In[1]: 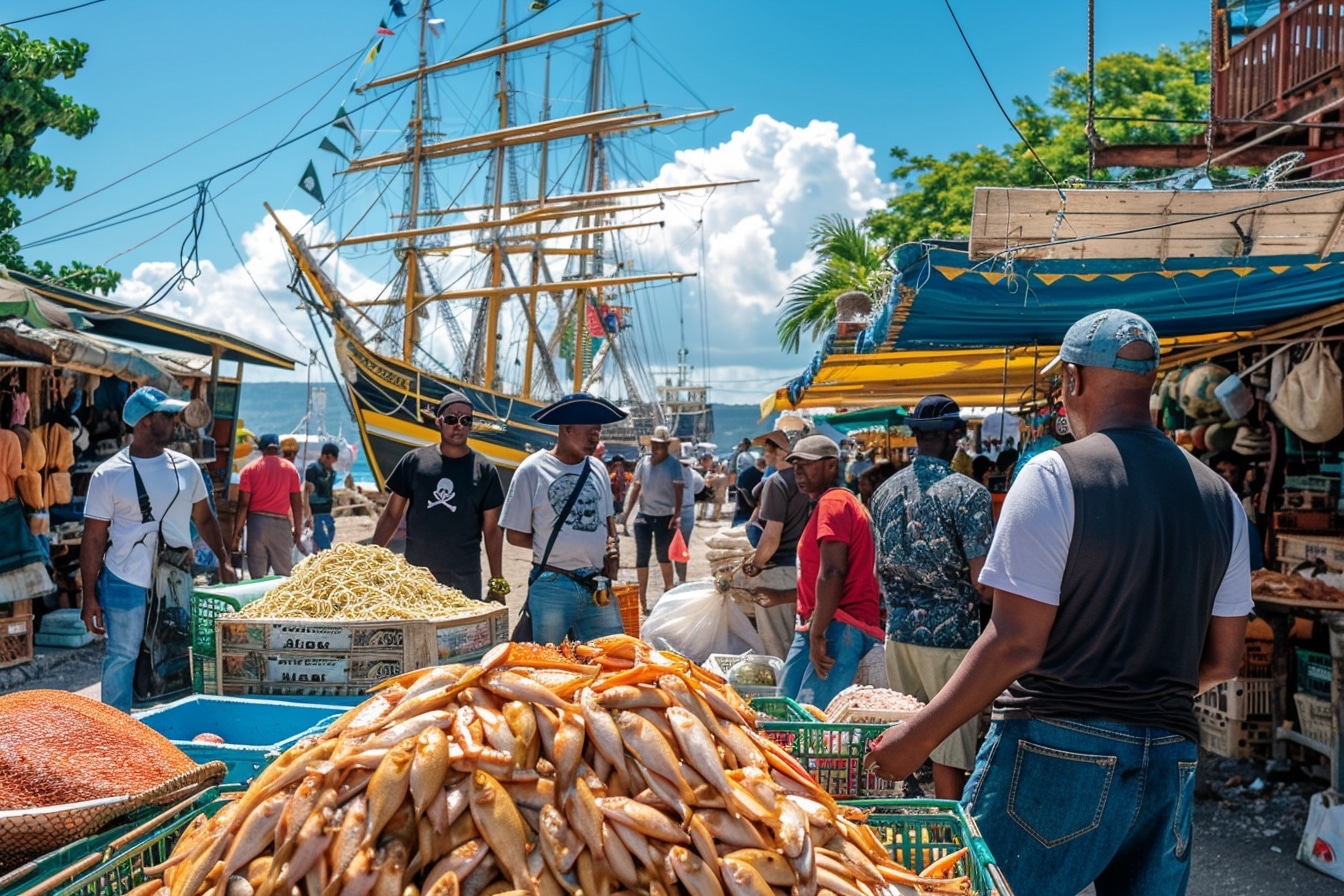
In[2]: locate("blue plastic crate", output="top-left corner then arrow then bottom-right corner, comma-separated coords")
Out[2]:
133,695 -> 348,784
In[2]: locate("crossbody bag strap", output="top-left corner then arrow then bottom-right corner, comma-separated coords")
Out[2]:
127,451 -> 183,534
538,459 -> 592,570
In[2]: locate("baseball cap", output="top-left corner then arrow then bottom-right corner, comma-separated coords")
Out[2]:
122,387 -> 189,427
786,435 -> 840,463
905,394 -> 964,431
752,429 -> 791,452
436,391 -> 473,415
1042,309 -> 1160,375
258,433 -> 280,450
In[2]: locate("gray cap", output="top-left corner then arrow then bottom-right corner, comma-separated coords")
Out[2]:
785,435 -> 840,463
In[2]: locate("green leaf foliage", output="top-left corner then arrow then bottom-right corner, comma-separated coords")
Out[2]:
0,27 -> 120,295
867,40 -> 1212,246
776,214 -> 891,354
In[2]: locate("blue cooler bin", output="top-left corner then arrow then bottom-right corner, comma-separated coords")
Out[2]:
134,695 -> 350,784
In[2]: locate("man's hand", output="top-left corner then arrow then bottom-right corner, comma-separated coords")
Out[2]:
753,587 -> 794,608
668,514 -> 680,530
486,587 -> 507,604
218,562 -> 238,585
809,634 -> 834,679
81,597 -> 104,635
866,720 -> 938,782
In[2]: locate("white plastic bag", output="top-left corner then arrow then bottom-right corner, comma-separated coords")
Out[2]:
1299,789 -> 1344,881
640,581 -> 764,663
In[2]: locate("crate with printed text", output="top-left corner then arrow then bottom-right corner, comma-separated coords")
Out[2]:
1276,533 -> 1344,572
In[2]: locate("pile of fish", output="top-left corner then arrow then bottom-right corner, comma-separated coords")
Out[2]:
146,636 -> 972,896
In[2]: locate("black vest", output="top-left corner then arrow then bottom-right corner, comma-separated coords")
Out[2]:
996,427 -> 1235,741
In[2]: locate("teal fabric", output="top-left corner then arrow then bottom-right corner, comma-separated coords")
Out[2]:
0,499 -> 44,576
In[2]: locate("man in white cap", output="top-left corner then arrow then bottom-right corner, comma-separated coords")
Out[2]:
500,392 -> 625,643
81,386 -> 235,711
372,391 -> 505,602
623,424 -> 683,612
867,309 -> 1251,896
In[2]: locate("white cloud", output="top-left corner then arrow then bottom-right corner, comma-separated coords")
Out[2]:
113,117 -> 893,404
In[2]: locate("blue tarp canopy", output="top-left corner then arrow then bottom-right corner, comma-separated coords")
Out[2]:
880,241 -> 1344,350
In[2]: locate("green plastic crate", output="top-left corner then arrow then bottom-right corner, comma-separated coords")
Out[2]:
0,786 -> 239,896
747,695 -> 813,722
851,799 -> 1014,895
758,712 -> 903,799
191,578 -> 281,657
1297,648 -> 1332,699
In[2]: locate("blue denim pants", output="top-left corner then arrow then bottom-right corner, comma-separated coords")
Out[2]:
963,716 -> 1198,896
527,571 -> 624,645
311,512 -> 335,551
780,618 -> 877,708
97,568 -> 148,713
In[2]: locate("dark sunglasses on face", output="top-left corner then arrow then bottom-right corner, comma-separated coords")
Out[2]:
440,414 -> 474,427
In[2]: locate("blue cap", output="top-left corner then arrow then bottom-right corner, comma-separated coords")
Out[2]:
123,387 -> 189,426
1044,309 -> 1160,375
258,433 -> 280,450
531,393 -> 629,425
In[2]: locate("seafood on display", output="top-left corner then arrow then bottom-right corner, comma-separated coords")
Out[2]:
145,636 -> 972,896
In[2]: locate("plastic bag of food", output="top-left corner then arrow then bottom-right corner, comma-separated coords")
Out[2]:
641,581 -> 763,662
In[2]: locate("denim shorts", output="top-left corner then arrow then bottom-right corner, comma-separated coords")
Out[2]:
963,715 -> 1198,896
633,514 -> 675,566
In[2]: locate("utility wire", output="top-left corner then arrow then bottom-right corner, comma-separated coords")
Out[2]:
2,0 -> 108,27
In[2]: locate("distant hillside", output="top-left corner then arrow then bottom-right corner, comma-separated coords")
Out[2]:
237,382 -> 766,449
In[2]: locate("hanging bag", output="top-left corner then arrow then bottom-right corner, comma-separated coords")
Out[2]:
511,459 -> 593,642
669,527 -> 691,563
127,453 -> 192,703
1271,340 -> 1344,444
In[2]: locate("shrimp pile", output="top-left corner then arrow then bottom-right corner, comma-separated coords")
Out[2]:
146,636 -> 972,896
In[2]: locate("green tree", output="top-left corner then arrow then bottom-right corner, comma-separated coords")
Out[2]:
776,214 -> 891,353
0,27 -> 120,295
867,40 -> 1211,245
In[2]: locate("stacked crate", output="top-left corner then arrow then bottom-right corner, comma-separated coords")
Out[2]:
0,599 -> 34,670
1294,648 -> 1334,749
1197,639 -> 1279,758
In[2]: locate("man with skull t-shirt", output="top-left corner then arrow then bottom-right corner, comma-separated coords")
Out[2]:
372,391 -> 505,601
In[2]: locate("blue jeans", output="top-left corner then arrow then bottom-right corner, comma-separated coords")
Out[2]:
963,716 -> 1198,896
97,568 -> 147,713
527,571 -> 623,645
311,512 -> 335,551
780,618 -> 877,708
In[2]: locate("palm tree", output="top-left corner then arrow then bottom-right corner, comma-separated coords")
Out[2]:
775,214 -> 892,353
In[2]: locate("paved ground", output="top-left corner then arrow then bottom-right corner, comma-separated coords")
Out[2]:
8,510 -> 1342,894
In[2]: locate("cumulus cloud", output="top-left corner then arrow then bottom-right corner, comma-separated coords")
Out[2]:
114,116 -> 892,402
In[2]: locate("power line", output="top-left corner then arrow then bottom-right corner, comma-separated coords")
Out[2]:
2,0 -> 109,27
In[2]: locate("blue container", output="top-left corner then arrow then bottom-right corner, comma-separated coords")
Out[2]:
133,695 -> 349,784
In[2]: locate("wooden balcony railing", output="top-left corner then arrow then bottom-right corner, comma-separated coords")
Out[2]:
1218,1 -> 1344,124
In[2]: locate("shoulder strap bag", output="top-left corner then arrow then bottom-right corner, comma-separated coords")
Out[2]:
127,452 -> 193,702
511,459 -> 593,642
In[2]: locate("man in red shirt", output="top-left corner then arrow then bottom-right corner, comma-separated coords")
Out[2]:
778,434 -> 883,708
231,433 -> 303,577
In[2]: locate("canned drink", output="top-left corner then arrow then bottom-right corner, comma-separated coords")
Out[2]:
593,575 -> 611,606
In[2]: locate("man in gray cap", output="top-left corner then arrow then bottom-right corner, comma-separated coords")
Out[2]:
82,386 -> 235,711
868,393 -> 994,799
738,428 -> 810,658
500,392 -> 625,642
372,391 -> 505,602
868,310 -> 1252,895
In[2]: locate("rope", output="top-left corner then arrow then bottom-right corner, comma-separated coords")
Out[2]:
2,0 -> 109,26
1086,0 -> 1096,180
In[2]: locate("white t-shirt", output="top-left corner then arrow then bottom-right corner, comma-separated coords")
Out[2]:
500,452 -> 613,571
979,450 -> 1253,617
84,449 -> 208,588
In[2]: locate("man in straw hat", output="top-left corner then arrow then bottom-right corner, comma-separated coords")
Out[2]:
500,393 -> 626,643
623,424 -> 684,612
867,310 -> 1252,895
868,393 -> 993,800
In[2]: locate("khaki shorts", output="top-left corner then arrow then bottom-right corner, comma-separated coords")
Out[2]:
885,639 -> 979,771
730,565 -> 797,660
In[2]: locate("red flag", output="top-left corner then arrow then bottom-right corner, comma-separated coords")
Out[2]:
376,19 -> 395,36
586,303 -> 605,338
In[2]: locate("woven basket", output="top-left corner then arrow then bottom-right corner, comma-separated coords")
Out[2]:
0,761 -> 227,871
614,583 -> 640,638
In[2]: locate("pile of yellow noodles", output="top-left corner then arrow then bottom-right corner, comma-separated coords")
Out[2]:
233,543 -> 488,620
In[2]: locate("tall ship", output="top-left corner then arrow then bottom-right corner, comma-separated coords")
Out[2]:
269,1 -> 735,486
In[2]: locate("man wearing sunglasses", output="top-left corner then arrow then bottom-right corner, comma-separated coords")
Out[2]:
372,391 -> 505,602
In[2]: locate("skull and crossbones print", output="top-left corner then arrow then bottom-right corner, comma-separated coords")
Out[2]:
427,477 -> 457,511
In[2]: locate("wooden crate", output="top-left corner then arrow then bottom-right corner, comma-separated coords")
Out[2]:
215,605 -> 507,696
0,599 -> 32,619
1276,533 -> 1344,571
0,614 -> 34,669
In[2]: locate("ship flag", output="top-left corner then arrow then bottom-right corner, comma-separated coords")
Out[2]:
332,104 -> 362,150
318,137 -> 349,161
365,38 -> 384,65
427,18 -> 444,36
389,0 -> 407,16
299,161 -> 325,204
376,19 -> 395,36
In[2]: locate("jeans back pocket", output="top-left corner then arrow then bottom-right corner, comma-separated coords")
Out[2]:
1008,740 -> 1117,848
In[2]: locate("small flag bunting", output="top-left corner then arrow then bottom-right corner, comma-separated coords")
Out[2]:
299,161 -> 324,204
366,38 -> 383,65
377,19 -> 395,36
427,17 -> 444,36
332,104 -> 362,150
318,137 -> 349,161
389,0 -> 407,17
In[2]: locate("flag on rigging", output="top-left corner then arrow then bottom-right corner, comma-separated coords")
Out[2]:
389,0 -> 407,16
365,38 -> 384,65
376,19 -> 395,36
427,18 -> 444,36
318,137 -> 349,161
332,104 -> 362,150
299,161 -> 325,204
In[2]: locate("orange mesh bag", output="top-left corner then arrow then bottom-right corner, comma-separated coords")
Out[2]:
0,690 -> 225,870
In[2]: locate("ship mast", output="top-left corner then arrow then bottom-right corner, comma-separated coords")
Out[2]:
401,2 -> 433,360
573,0 -> 606,393
482,0 -> 511,392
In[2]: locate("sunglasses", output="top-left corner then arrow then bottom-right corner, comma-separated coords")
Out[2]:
439,414 -> 474,427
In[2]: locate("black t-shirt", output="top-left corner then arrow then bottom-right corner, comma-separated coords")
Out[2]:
734,465 -> 764,517
305,461 -> 338,513
386,446 -> 504,582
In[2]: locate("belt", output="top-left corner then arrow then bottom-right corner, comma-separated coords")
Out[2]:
249,511 -> 290,520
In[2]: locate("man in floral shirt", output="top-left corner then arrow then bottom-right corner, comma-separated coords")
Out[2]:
869,394 -> 993,799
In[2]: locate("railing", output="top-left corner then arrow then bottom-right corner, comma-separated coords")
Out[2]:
1218,1 -> 1344,123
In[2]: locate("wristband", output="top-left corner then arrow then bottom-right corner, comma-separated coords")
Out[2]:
487,577 -> 511,596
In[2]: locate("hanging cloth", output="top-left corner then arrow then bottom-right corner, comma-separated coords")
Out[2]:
1271,340 -> 1344,444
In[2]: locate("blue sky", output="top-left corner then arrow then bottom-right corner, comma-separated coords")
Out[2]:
6,0 -> 1214,401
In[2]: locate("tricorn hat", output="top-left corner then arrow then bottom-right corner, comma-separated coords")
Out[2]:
531,392 -> 629,426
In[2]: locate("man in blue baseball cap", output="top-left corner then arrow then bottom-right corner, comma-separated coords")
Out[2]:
868,309 -> 1252,895
81,386 -> 235,711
